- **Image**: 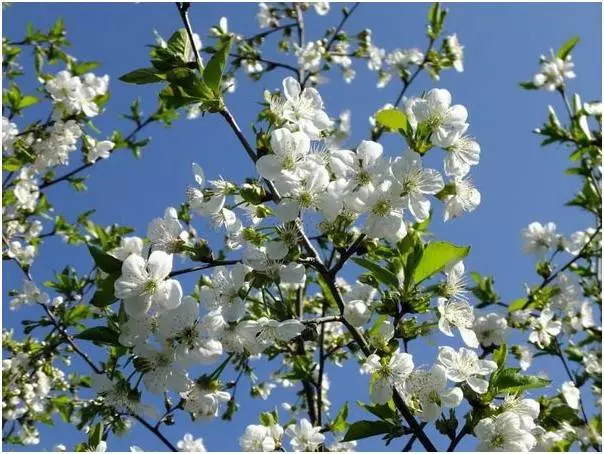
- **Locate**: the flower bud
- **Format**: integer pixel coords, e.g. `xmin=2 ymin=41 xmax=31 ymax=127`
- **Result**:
xmin=343 ymin=300 xmax=371 ymax=327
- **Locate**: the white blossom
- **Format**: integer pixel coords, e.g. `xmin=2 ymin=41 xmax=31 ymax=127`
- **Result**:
xmin=528 ymin=307 xmax=561 ymax=348
xmin=147 ymin=207 xmax=186 ymax=253
xmin=114 ymin=250 xmax=183 ymax=317
xmin=443 ymin=175 xmax=481 ymax=221
xmin=533 ymin=52 xmax=576 ymax=91
xmin=85 ymin=137 xmax=114 ymax=163
xmin=437 ymin=297 xmax=479 ymax=348
xmin=177 ymin=434 xmax=206 ymax=452
xmin=437 ymin=346 xmax=497 ymax=394
xmin=362 ymin=350 xmax=414 ymax=404
xmin=561 ymin=381 xmax=580 ymax=410
xmin=473 ymin=313 xmax=508 ymax=347
xmin=445 ymin=34 xmax=464 ymax=72
xmin=280 ymin=77 xmax=333 ymax=139
xmin=402 ymin=364 xmax=463 ymax=421
xmin=240 ymin=424 xmax=278 ymax=452
xmin=391 ymin=152 xmax=444 ymax=221
xmin=411 ymin=88 xmax=469 ymax=148
xmin=474 ymin=411 xmax=537 ymax=451
xmin=285 ymin=418 xmax=325 ymax=452
xmin=521 ymin=221 xmax=559 ymax=257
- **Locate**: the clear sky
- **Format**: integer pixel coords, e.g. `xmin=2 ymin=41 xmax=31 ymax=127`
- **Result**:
xmin=2 ymin=2 xmax=602 ymax=452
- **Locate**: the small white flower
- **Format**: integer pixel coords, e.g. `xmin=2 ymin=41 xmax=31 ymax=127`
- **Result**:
xmin=402 ymin=364 xmax=463 ymax=421
xmin=515 ymin=345 xmax=533 ymax=371
xmin=528 ymin=307 xmax=561 ymax=348
xmin=444 ymin=34 xmax=464 ymax=72
xmin=280 ymin=77 xmax=333 ymax=139
xmin=285 ymin=418 xmax=325 ymax=452
xmin=437 ymin=346 xmax=497 ymax=394
xmin=109 ymin=236 xmax=145 ymax=261
xmin=561 ymin=381 xmax=580 ymax=410
xmin=86 ymin=137 xmax=114 ymax=163
xmin=177 ymin=433 xmax=206 ymax=452
xmin=391 ymin=152 xmax=444 ymax=222
xmin=354 ymin=180 xmax=407 ymax=242
xmin=362 ymin=350 xmax=414 ymax=404
xmin=499 ymin=394 xmax=540 ymax=431
xmin=181 ymin=382 xmax=230 ymax=421
xmin=239 ymin=424 xmax=276 ymax=452
xmin=114 ymin=251 xmax=183 ymax=317
xmin=437 ymin=297 xmax=479 ymax=348
xmin=533 ymin=52 xmax=575 ymax=91
xmin=257 ymin=128 xmax=310 ymax=182
xmin=200 ymin=263 xmax=250 ymax=322
xmin=474 ymin=411 xmax=537 ymax=451
xmin=411 ymin=88 xmax=469 ymax=148
xmin=147 ymin=207 xmax=186 ymax=253
xmin=521 ymin=222 xmax=559 ymax=257
xmin=313 ymin=2 xmax=330 ymax=15
xmin=156 ymin=296 xmax=223 ymax=365
xmin=444 ymin=135 xmax=480 ymax=177
xmin=257 ymin=3 xmax=278 ymax=29
xmin=443 ymin=176 xmax=481 ymax=221
xmin=564 ymin=228 xmax=597 ymax=255
xmin=473 ymin=313 xmax=508 ymax=347
xmin=133 ymin=344 xmax=188 ymax=394
xmin=343 ymin=300 xmax=371 ymax=327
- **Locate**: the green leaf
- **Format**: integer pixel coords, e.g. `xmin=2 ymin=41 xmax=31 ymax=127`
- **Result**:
xmin=75 ymin=326 xmax=120 ymax=346
xmin=17 ymin=95 xmax=39 ymax=109
xmin=2 ymin=156 xmax=23 ymax=171
xmin=259 ymin=412 xmax=275 ymax=427
xmin=412 ymin=241 xmax=470 ymax=284
xmin=357 ymin=401 xmax=398 ymax=422
xmin=119 ymin=68 xmax=165 ymax=85
xmin=492 ymin=368 xmax=550 ymax=394
xmin=557 ymin=36 xmax=580 ymax=60
xmin=493 ymin=343 xmax=507 ymax=369
xmin=343 ymin=420 xmax=395 ymax=442
xmin=166 ymin=29 xmax=192 ymax=61
xmin=331 ymin=402 xmax=349 ymax=432
xmin=519 ymin=81 xmax=539 ymax=90
xmin=204 ymin=36 xmax=233 ymax=94
xmin=71 ymin=61 xmax=100 ymax=76
xmin=375 ymin=109 xmax=408 ymax=134
xmin=90 ymin=275 xmax=117 ymax=308
xmin=88 ymin=246 xmax=123 ymax=275
xmin=351 ymin=257 xmax=400 ymax=288
xmin=508 ymin=297 xmax=527 ymax=312
xmin=88 ymin=422 xmax=104 ymax=448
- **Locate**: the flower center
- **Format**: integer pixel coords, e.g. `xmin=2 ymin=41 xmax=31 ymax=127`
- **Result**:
xmin=357 ymin=170 xmax=371 ymax=186
xmin=490 ymin=434 xmax=505 ymax=448
xmin=372 ymin=200 xmax=391 ymax=217
xmin=298 ymin=191 xmax=314 ymax=208
xmin=143 ymin=279 xmax=158 ymax=294
xmin=282 ymin=154 xmax=296 ymax=171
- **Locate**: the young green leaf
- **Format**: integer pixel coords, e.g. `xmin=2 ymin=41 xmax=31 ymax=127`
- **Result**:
xmin=75 ymin=326 xmax=121 ymax=346
xmin=204 ymin=36 xmax=233 ymax=94
xmin=342 ymin=420 xmax=396 ymax=442
xmin=90 ymin=275 xmax=118 ymax=308
xmin=88 ymin=245 xmax=123 ymax=275
xmin=412 ymin=241 xmax=470 ymax=284
xmin=492 ymin=367 xmax=551 ymax=394
xmin=557 ymin=36 xmax=580 ymax=60
xmin=352 ymin=257 xmax=400 ymax=288
xmin=119 ymin=68 xmax=165 ymax=85
xmin=375 ymin=109 xmax=408 ymax=134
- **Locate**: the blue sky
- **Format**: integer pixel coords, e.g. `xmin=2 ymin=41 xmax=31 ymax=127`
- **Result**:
xmin=2 ymin=2 xmax=602 ymax=452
